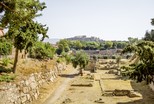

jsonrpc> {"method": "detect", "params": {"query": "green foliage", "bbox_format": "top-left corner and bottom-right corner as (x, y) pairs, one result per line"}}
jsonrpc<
(2, 57), (10, 66)
(143, 30), (154, 42)
(0, 74), (16, 82)
(0, 39), (12, 55)
(56, 39), (70, 55)
(29, 42), (55, 59)
(0, 67), (12, 73)
(71, 51), (90, 69)
(122, 41), (154, 84)
(56, 57), (65, 63)
(104, 41), (113, 49)
(64, 54), (72, 65)
(0, 0), (48, 73)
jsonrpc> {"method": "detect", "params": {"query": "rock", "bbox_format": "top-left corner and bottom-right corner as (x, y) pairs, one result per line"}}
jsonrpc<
(62, 98), (72, 104)
(128, 91), (142, 98)
(108, 70), (118, 74)
(112, 89), (130, 96)
(94, 98), (104, 103)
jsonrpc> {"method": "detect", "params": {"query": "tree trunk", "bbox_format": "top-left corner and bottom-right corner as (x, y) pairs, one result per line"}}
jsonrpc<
(80, 68), (83, 76)
(13, 48), (19, 73)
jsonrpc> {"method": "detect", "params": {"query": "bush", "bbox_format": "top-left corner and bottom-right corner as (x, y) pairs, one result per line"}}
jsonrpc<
(2, 57), (10, 66)
(56, 57), (65, 63)
(0, 74), (16, 82)
(0, 67), (12, 73)
(29, 42), (55, 59)
(0, 39), (12, 55)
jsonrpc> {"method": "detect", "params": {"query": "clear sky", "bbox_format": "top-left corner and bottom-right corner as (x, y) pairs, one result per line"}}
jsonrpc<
(36, 0), (154, 40)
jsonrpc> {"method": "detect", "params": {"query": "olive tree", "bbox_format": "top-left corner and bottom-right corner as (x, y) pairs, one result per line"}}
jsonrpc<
(71, 51), (90, 76)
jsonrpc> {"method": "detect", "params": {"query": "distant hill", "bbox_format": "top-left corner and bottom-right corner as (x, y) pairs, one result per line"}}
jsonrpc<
(66, 35), (103, 42)
(43, 38), (60, 44)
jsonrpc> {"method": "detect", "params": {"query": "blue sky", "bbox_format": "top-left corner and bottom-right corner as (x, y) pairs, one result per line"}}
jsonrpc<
(37, 0), (154, 40)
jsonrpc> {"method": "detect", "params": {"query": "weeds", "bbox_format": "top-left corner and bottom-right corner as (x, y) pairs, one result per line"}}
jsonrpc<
(0, 74), (16, 82)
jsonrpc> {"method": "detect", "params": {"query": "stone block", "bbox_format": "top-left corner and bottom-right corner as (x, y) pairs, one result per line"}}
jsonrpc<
(22, 87), (29, 94)
(128, 91), (142, 98)
(20, 95), (27, 103)
(112, 89), (130, 96)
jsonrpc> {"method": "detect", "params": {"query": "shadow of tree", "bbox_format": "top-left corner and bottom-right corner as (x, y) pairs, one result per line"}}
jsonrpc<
(117, 81), (154, 104)
(60, 73), (79, 78)
(0, 66), (12, 73)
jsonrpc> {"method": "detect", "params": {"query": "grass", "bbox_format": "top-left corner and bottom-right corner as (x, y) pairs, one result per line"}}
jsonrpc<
(0, 73), (16, 82)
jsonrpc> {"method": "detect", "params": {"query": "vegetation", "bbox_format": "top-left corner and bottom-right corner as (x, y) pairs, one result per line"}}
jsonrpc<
(2, 57), (10, 66)
(0, 39), (12, 56)
(71, 51), (90, 76)
(56, 39), (70, 55)
(121, 19), (154, 84)
(122, 41), (154, 84)
(0, 74), (16, 82)
(0, 0), (48, 73)
(29, 42), (55, 59)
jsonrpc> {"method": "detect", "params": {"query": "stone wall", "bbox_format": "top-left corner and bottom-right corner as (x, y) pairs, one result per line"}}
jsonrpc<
(0, 63), (66, 104)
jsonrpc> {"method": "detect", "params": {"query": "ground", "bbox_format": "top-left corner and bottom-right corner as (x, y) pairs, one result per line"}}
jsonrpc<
(35, 59), (154, 104)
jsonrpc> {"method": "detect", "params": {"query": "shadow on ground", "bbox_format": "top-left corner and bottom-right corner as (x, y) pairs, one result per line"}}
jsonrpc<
(59, 73), (79, 78)
(0, 66), (12, 73)
(117, 81), (154, 104)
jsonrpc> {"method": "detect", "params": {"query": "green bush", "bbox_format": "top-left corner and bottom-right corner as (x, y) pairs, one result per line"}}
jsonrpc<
(0, 67), (12, 73)
(0, 74), (16, 82)
(0, 39), (12, 55)
(56, 57), (65, 63)
(29, 42), (55, 59)
(2, 57), (10, 66)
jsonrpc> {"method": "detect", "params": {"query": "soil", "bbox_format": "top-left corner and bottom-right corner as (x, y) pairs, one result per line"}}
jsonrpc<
(38, 59), (154, 104)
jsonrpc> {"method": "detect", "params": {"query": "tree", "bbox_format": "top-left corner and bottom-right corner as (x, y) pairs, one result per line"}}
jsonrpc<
(128, 37), (138, 45)
(104, 41), (113, 49)
(122, 41), (154, 84)
(0, 0), (48, 73)
(56, 39), (70, 55)
(143, 30), (154, 42)
(29, 42), (55, 59)
(71, 51), (89, 76)
(116, 56), (121, 67)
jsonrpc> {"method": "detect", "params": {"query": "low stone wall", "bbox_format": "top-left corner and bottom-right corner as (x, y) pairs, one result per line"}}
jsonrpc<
(0, 63), (66, 104)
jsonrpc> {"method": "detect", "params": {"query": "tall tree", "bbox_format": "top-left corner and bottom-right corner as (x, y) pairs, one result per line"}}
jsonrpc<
(0, 0), (48, 73)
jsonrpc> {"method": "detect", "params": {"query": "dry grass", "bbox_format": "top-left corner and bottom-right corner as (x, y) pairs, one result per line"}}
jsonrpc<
(16, 58), (57, 76)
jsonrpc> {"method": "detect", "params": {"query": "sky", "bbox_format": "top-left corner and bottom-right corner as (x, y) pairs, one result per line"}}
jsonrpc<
(36, 0), (154, 40)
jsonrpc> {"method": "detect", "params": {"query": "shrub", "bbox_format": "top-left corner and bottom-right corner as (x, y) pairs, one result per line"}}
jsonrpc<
(29, 42), (55, 59)
(0, 74), (16, 82)
(2, 57), (10, 66)
(0, 39), (12, 55)
(0, 67), (12, 73)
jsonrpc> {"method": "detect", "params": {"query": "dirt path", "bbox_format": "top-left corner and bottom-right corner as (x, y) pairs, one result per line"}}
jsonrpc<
(43, 70), (78, 104)
(52, 69), (154, 104)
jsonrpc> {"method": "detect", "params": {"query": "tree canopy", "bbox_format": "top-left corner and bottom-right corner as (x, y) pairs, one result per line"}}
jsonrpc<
(0, 0), (48, 73)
